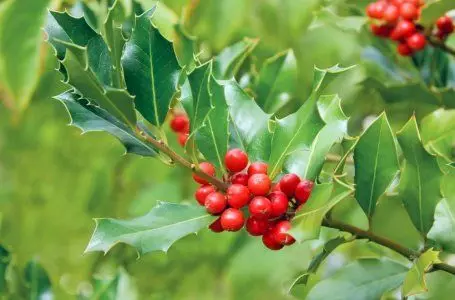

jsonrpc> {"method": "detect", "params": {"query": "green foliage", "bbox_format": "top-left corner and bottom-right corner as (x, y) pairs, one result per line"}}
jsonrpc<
(24, 260), (53, 300)
(402, 249), (441, 297)
(419, 0), (455, 27)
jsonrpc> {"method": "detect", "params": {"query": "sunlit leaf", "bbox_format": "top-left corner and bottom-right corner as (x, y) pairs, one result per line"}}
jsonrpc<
(402, 249), (441, 297)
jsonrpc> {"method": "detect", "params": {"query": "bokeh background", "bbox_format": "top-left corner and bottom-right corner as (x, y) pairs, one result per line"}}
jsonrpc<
(1, 0), (454, 299)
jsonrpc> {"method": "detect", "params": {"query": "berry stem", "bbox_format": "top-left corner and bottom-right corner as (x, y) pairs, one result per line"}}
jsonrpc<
(322, 217), (455, 276)
(427, 35), (455, 57)
(135, 126), (229, 191)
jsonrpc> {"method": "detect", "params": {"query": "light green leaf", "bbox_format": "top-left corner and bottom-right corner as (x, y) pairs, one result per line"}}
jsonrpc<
(306, 259), (408, 300)
(172, 24), (196, 72)
(213, 38), (258, 80)
(85, 202), (215, 255)
(402, 249), (441, 297)
(310, 7), (366, 32)
(55, 90), (156, 157)
(409, 271), (455, 300)
(121, 8), (181, 126)
(419, 0), (455, 28)
(421, 109), (455, 162)
(354, 113), (399, 218)
(81, 268), (138, 300)
(397, 117), (443, 235)
(24, 260), (53, 300)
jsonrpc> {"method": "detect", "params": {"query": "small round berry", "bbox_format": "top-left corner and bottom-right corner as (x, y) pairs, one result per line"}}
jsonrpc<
(294, 180), (314, 204)
(436, 30), (449, 41)
(195, 185), (216, 206)
(400, 3), (418, 20)
(272, 220), (295, 246)
(406, 33), (426, 50)
(390, 20), (416, 40)
(231, 173), (249, 186)
(370, 24), (393, 37)
(383, 4), (400, 23)
(170, 114), (189, 133)
(366, 1), (387, 19)
(269, 191), (289, 218)
(247, 162), (268, 176)
(248, 174), (271, 196)
(279, 173), (301, 197)
(272, 182), (281, 192)
(192, 162), (216, 185)
(209, 217), (224, 233)
(436, 16), (454, 34)
(397, 42), (413, 56)
(249, 196), (272, 219)
(227, 184), (251, 208)
(246, 217), (269, 236)
(220, 208), (244, 231)
(178, 133), (188, 147)
(262, 230), (284, 250)
(225, 148), (249, 172)
(205, 192), (227, 214)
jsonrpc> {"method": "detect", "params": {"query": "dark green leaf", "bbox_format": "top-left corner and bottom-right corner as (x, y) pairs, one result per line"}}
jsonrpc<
(70, 1), (98, 31)
(24, 260), (53, 300)
(402, 249), (441, 297)
(213, 38), (258, 80)
(188, 62), (213, 131)
(0, 245), (10, 294)
(421, 109), (455, 162)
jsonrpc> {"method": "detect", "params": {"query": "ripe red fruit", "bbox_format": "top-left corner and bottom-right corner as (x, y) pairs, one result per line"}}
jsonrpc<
(366, 2), (387, 19)
(246, 217), (269, 236)
(192, 162), (216, 185)
(272, 220), (295, 245)
(170, 114), (189, 133)
(272, 182), (281, 192)
(177, 133), (188, 146)
(406, 33), (426, 50)
(249, 196), (272, 219)
(204, 192), (227, 214)
(248, 174), (271, 196)
(370, 24), (393, 37)
(400, 3), (418, 20)
(227, 184), (251, 208)
(383, 4), (400, 23)
(397, 42), (413, 56)
(209, 217), (224, 233)
(294, 180), (314, 204)
(436, 16), (454, 34)
(247, 162), (268, 176)
(220, 208), (244, 231)
(390, 20), (416, 40)
(262, 230), (284, 250)
(269, 191), (289, 218)
(279, 173), (301, 197)
(225, 148), (248, 172)
(231, 173), (249, 186)
(195, 185), (216, 206)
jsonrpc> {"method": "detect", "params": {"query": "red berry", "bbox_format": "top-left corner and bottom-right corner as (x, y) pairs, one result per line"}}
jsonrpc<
(205, 192), (227, 214)
(220, 208), (244, 231)
(225, 148), (248, 172)
(370, 24), (393, 37)
(209, 217), (224, 233)
(170, 114), (189, 133)
(279, 173), (301, 197)
(294, 180), (314, 204)
(227, 184), (251, 208)
(269, 191), (289, 218)
(436, 16), (454, 34)
(436, 30), (449, 41)
(192, 162), (216, 185)
(247, 162), (268, 176)
(231, 173), (249, 186)
(390, 20), (416, 40)
(177, 133), (188, 146)
(397, 42), (414, 56)
(262, 230), (284, 250)
(248, 174), (271, 196)
(383, 4), (400, 23)
(195, 185), (216, 206)
(272, 182), (281, 192)
(366, 2), (387, 19)
(272, 220), (295, 246)
(249, 196), (272, 219)
(400, 3), (418, 20)
(406, 33), (426, 50)
(246, 217), (269, 236)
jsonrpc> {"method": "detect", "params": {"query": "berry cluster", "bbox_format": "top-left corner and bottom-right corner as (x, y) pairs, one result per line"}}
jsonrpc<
(170, 112), (189, 146)
(193, 148), (314, 250)
(366, 0), (454, 56)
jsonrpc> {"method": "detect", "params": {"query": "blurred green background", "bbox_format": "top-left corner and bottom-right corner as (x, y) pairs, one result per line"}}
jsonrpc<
(1, 0), (454, 299)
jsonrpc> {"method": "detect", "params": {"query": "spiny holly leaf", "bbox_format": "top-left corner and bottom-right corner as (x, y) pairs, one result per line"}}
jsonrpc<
(353, 113), (399, 218)
(419, 0), (455, 28)
(70, 1), (98, 31)
(80, 268), (138, 299)
(0, 245), (10, 294)
(172, 24), (196, 72)
(306, 259), (408, 300)
(24, 260), (53, 300)
(212, 38), (258, 80)
(397, 117), (443, 235)
(254, 49), (297, 114)
(55, 90), (156, 157)
(223, 79), (272, 162)
(188, 62), (213, 131)
(291, 178), (354, 242)
(421, 109), (455, 162)
(402, 249), (441, 297)
(85, 202), (215, 255)
(121, 8), (181, 127)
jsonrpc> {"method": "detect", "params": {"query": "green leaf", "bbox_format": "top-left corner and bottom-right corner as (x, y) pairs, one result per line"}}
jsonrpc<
(172, 24), (196, 72)
(310, 7), (366, 33)
(212, 38), (258, 80)
(55, 90), (156, 157)
(188, 62), (213, 131)
(408, 271), (455, 299)
(0, 245), (10, 294)
(223, 80), (272, 162)
(419, 0), (455, 28)
(353, 113), (399, 218)
(402, 249), (441, 297)
(421, 109), (455, 162)
(306, 259), (408, 300)
(85, 202), (215, 255)
(291, 178), (354, 242)
(254, 50), (297, 113)
(0, 0), (51, 110)
(121, 8), (181, 126)
(24, 260), (53, 300)
(81, 268), (138, 299)
(70, 1), (98, 31)
(397, 117), (443, 235)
